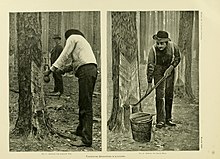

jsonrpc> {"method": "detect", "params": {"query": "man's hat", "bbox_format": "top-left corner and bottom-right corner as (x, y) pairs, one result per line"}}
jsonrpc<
(53, 34), (61, 40)
(153, 31), (171, 42)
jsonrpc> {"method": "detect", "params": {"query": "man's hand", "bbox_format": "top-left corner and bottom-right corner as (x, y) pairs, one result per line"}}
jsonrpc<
(164, 65), (174, 78)
(146, 83), (153, 94)
(56, 69), (65, 75)
(44, 69), (52, 76)
(62, 64), (73, 73)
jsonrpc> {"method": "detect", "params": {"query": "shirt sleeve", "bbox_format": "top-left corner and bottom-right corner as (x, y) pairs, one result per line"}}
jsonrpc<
(51, 37), (76, 71)
(147, 47), (155, 83)
(171, 43), (181, 68)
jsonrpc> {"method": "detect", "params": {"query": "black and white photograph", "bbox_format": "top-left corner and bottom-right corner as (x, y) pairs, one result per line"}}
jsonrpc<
(1, 0), (220, 158)
(9, 11), (101, 151)
(107, 11), (200, 151)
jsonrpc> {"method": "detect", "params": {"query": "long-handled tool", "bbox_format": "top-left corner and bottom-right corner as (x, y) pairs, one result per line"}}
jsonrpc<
(128, 75), (167, 142)
(130, 75), (167, 107)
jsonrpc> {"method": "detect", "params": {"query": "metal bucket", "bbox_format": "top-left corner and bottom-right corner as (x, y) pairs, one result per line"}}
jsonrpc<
(130, 112), (153, 142)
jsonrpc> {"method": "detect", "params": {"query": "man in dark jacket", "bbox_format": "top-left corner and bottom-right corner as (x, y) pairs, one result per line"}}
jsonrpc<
(146, 31), (181, 128)
(50, 35), (63, 96)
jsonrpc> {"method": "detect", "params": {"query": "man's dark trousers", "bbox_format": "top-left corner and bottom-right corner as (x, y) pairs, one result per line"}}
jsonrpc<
(75, 63), (97, 146)
(154, 65), (175, 124)
(52, 72), (63, 94)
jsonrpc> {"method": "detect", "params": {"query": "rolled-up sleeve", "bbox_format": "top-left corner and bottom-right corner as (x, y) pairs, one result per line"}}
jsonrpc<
(147, 48), (155, 83)
(50, 37), (76, 71)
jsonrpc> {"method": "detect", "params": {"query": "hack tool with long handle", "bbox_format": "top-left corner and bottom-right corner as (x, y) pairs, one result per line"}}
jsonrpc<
(130, 75), (167, 107)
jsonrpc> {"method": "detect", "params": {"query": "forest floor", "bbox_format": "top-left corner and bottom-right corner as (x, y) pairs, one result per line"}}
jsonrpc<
(107, 64), (200, 151)
(107, 97), (199, 151)
(9, 61), (199, 152)
(9, 70), (101, 152)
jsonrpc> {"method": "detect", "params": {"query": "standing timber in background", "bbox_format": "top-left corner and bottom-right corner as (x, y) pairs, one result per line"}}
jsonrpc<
(177, 11), (196, 101)
(139, 11), (199, 101)
(107, 11), (199, 134)
(140, 11), (180, 64)
(9, 11), (101, 77)
(9, 11), (101, 140)
(9, 11), (102, 151)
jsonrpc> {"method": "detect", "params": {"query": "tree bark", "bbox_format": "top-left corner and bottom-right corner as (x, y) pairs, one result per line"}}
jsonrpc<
(107, 38), (121, 132)
(107, 12), (141, 132)
(177, 11), (195, 101)
(12, 12), (50, 139)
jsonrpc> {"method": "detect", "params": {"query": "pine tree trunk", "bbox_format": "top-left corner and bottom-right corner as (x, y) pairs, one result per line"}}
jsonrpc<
(12, 12), (49, 139)
(107, 12), (141, 132)
(177, 11), (195, 101)
(107, 38), (121, 132)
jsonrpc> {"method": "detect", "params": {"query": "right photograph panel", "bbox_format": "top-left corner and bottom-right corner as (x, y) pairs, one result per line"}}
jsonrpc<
(107, 11), (199, 151)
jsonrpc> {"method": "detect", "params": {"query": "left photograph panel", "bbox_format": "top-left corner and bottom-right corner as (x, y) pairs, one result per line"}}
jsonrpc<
(9, 11), (101, 151)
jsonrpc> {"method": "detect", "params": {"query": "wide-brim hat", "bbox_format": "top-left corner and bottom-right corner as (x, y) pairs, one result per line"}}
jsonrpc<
(153, 31), (171, 42)
(53, 34), (61, 40)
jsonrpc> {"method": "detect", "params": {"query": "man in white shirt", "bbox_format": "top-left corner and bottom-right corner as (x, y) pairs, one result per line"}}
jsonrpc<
(44, 29), (98, 147)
